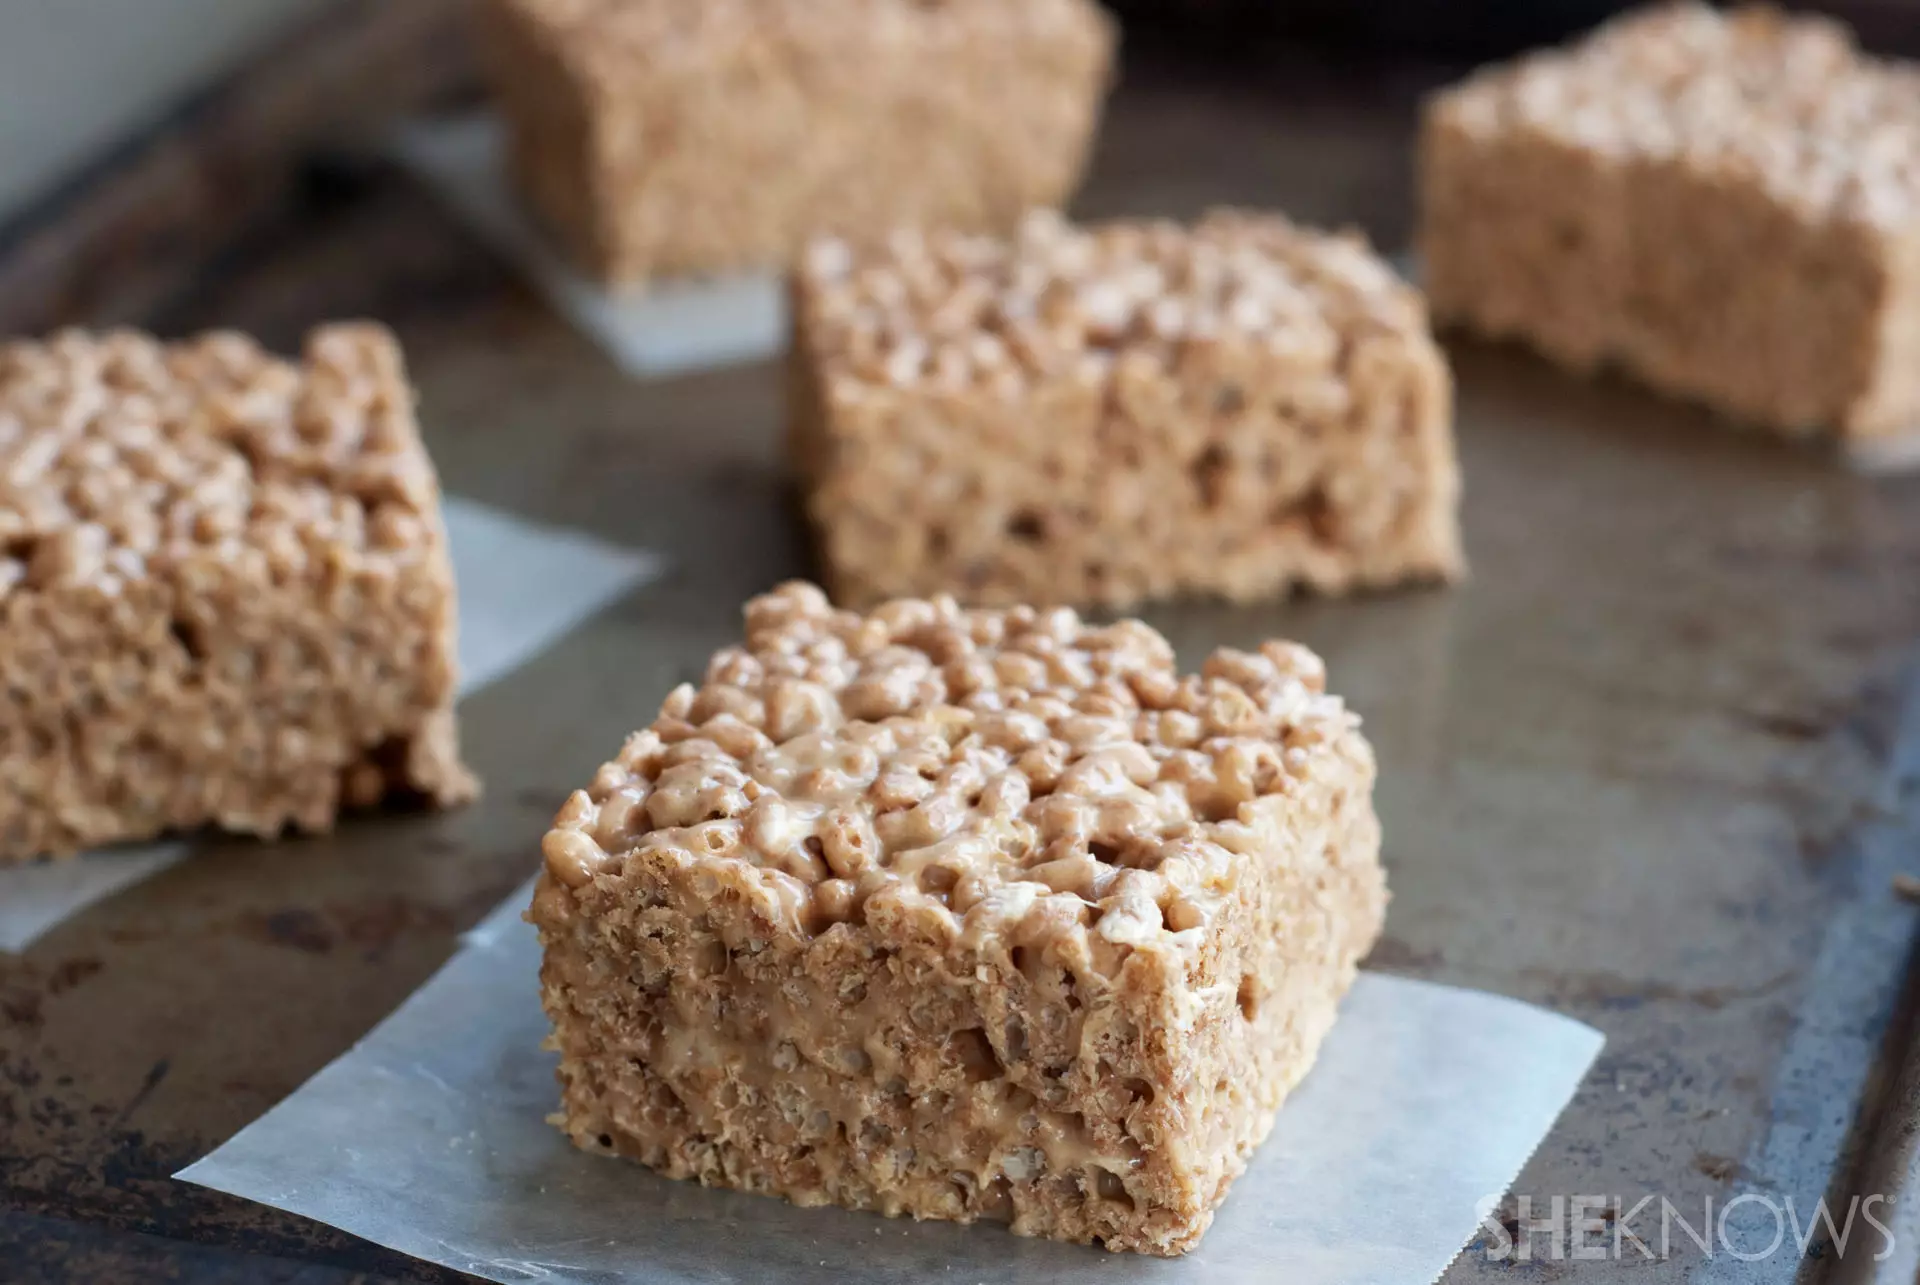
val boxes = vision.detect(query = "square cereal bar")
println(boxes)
[477,0,1116,285]
[0,325,474,864]
[1421,3,1920,448]
[532,582,1386,1255]
[790,210,1463,610]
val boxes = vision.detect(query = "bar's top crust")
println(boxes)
[495,0,1113,82]
[796,210,1427,402]
[542,582,1368,968]
[0,325,444,602]
[1430,3,1920,230]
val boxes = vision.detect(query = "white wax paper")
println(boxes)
[438,500,661,694]
[1846,433,1920,474]
[179,881,1602,1285]
[0,843,193,952]
[0,498,660,953]
[392,114,788,379]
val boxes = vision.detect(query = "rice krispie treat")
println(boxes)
[476,0,1116,286]
[1422,3,1920,448]
[790,210,1463,610]
[0,325,474,864]
[532,582,1386,1255]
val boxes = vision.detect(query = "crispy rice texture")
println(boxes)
[0,324,473,863]
[532,583,1385,1255]
[790,210,1463,609]
[478,0,1116,283]
[1423,2,1920,441]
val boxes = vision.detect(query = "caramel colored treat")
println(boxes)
[1422,3,1920,445]
[476,0,1116,286]
[0,325,474,864]
[790,210,1463,610]
[532,582,1385,1255]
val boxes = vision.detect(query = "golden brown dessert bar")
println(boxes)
[0,325,474,864]
[1421,3,1920,447]
[790,210,1464,610]
[476,0,1117,286]
[532,582,1386,1255]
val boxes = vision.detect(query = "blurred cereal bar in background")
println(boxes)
[1421,3,1920,447]
[474,0,1117,286]
[0,325,474,864]
[790,210,1463,610]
